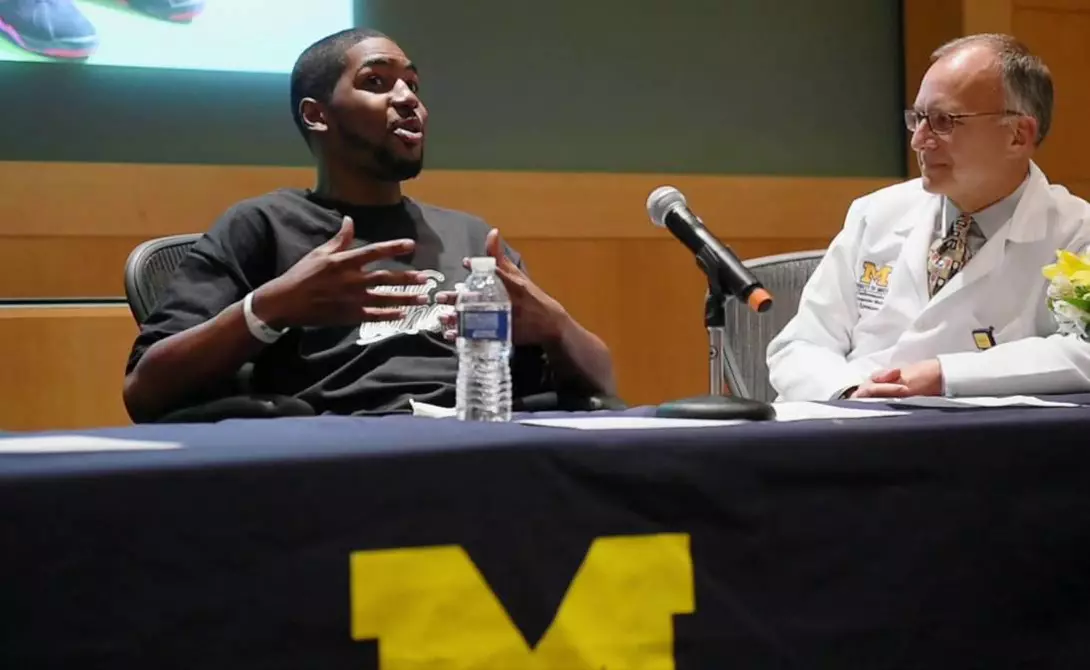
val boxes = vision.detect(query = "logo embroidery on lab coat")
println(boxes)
[857,261,893,311]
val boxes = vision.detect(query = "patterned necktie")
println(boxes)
[927,213,976,297]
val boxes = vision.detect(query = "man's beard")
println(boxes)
[339,126,424,182]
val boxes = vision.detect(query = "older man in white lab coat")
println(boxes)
[768,33,1090,401]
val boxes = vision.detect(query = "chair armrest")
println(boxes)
[153,395,315,424]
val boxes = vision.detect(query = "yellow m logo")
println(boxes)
[350,533,694,669]
[861,261,893,287]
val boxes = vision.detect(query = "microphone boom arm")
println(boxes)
[698,247,751,398]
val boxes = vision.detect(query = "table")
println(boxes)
[3,398,1090,669]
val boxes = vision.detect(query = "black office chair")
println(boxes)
[125,234,204,324]
[124,234,316,422]
[123,235,623,422]
[721,250,826,402]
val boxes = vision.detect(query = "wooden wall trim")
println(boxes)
[0,161,893,241]
[0,305,131,318]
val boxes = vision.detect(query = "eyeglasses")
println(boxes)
[904,109,1022,135]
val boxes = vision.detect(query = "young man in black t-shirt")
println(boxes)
[123,28,615,422]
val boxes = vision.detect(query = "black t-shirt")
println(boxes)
[127,189,552,416]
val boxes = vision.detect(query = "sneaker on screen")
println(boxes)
[0,0,98,59]
[123,0,205,22]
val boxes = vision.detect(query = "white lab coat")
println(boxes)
[768,162,1090,400]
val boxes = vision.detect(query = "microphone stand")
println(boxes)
[655,252,776,421]
[707,288,747,399]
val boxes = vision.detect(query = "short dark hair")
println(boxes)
[931,33,1054,145]
[289,27,389,142]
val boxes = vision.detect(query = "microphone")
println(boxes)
[647,186,773,313]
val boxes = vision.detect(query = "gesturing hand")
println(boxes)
[253,215,432,328]
[435,228,570,345]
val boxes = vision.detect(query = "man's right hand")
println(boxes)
[850,368,911,399]
[251,215,430,329]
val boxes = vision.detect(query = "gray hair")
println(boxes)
[931,33,1053,145]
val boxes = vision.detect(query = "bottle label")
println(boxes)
[458,310,509,341]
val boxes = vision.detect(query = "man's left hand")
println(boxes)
[437,228,570,345]
[852,359,944,398]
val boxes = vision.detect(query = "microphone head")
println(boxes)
[646,186,687,228]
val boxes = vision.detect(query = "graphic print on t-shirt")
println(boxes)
[356,270,460,346]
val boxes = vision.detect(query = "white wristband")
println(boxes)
[242,291,286,344]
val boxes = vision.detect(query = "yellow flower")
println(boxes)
[1043,249,1090,281]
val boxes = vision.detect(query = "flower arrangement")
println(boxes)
[1042,249,1090,340]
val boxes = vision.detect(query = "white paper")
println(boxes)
[956,395,1079,408]
[0,436,183,454]
[519,403,908,430]
[409,399,457,418]
[770,401,909,422]
[519,417,746,430]
[855,395,1080,410]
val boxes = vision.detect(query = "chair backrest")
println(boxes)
[723,250,826,403]
[124,234,202,323]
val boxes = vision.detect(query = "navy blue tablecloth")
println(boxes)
[3,397,1090,668]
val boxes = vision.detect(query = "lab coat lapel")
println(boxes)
[926,164,1050,311]
[882,195,939,320]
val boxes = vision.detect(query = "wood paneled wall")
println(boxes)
[902,0,963,178]
[0,306,135,430]
[0,162,889,429]
[1010,0,1090,197]
[903,0,1090,198]
[0,162,883,297]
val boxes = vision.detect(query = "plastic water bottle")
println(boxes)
[456,257,513,422]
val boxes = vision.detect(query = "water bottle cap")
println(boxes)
[469,256,496,273]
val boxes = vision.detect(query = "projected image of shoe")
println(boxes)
[0,0,98,59]
[122,0,205,22]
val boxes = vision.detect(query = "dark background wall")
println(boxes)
[0,0,904,176]
[367,0,905,176]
